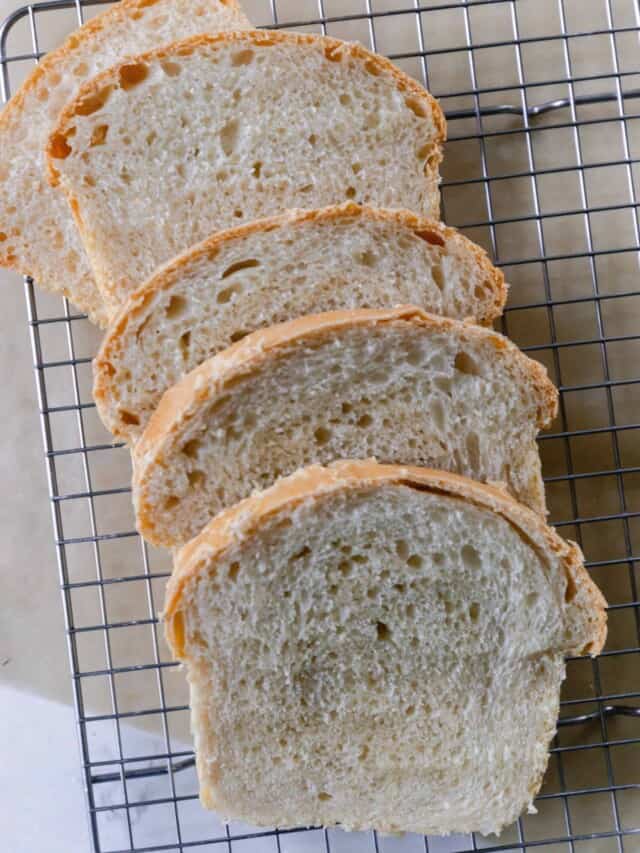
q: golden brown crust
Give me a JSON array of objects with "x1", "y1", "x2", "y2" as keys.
[
  {"x1": 164, "y1": 460, "x2": 606, "y2": 659},
  {"x1": 133, "y1": 305, "x2": 557, "y2": 468},
  {"x1": 46, "y1": 29, "x2": 446, "y2": 186}
]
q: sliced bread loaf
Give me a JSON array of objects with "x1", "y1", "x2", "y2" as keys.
[
  {"x1": 133, "y1": 306, "x2": 557, "y2": 547},
  {"x1": 46, "y1": 31, "x2": 446, "y2": 317},
  {"x1": 0, "y1": 0, "x2": 251, "y2": 326},
  {"x1": 164, "y1": 460, "x2": 607, "y2": 835},
  {"x1": 95, "y1": 204, "x2": 506, "y2": 443}
]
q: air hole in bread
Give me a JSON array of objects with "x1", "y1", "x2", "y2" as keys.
[
  {"x1": 165, "y1": 295, "x2": 187, "y2": 320},
  {"x1": 161, "y1": 61, "x2": 182, "y2": 77},
  {"x1": 0, "y1": 232, "x2": 6, "y2": 242},
  {"x1": 432, "y1": 265, "x2": 445, "y2": 290},
  {"x1": 564, "y1": 574, "x2": 577, "y2": 603},
  {"x1": 416, "y1": 228, "x2": 445, "y2": 247},
  {"x1": 359, "y1": 744, "x2": 369, "y2": 761},
  {"x1": 228, "y1": 562, "x2": 240, "y2": 582},
  {"x1": 396, "y1": 539, "x2": 409, "y2": 560},
  {"x1": 291, "y1": 545, "x2": 311, "y2": 561},
  {"x1": 216, "y1": 283, "x2": 241, "y2": 305},
  {"x1": 220, "y1": 118, "x2": 239, "y2": 156},
  {"x1": 405, "y1": 704, "x2": 416, "y2": 716},
  {"x1": 466, "y1": 431, "x2": 480, "y2": 470},
  {"x1": 454, "y1": 351, "x2": 481, "y2": 377},
  {"x1": 230, "y1": 329, "x2": 249, "y2": 343},
  {"x1": 119, "y1": 409, "x2": 140, "y2": 426},
  {"x1": 461, "y1": 544, "x2": 481, "y2": 571},
  {"x1": 187, "y1": 470, "x2": 205, "y2": 488},
  {"x1": 251, "y1": 161, "x2": 262, "y2": 178},
  {"x1": 234, "y1": 209, "x2": 244, "y2": 218},
  {"x1": 407, "y1": 554, "x2": 423, "y2": 570},
  {"x1": 119, "y1": 63, "x2": 149, "y2": 90},
  {"x1": 526, "y1": 592, "x2": 539, "y2": 607},
  {"x1": 146, "y1": 130, "x2": 157, "y2": 146},
  {"x1": 357, "y1": 413, "x2": 372, "y2": 428},
  {"x1": 339, "y1": 93, "x2": 352, "y2": 107},
  {"x1": 431, "y1": 398, "x2": 445, "y2": 432},
  {"x1": 338, "y1": 560, "x2": 351, "y2": 576},
  {"x1": 324, "y1": 44, "x2": 343, "y2": 62},
  {"x1": 394, "y1": 582, "x2": 406, "y2": 593},
  {"x1": 164, "y1": 495, "x2": 180, "y2": 510},
  {"x1": 221, "y1": 258, "x2": 260, "y2": 279},
  {"x1": 376, "y1": 621, "x2": 391, "y2": 642},
  {"x1": 179, "y1": 330, "x2": 191, "y2": 360},
  {"x1": 405, "y1": 345, "x2": 424, "y2": 367},
  {"x1": 49, "y1": 131, "x2": 74, "y2": 159},
  {"x1": 364, "y1": 59, "x2": 382, "y2": 76},
  {"x1": 341, "y1": 401, "x2": 353, "y2": 414},
  {"x1": 232, "y1": 49, "x2": 254, "y2": 66},
  {"x1": 367, "y1": 587, "x2": 378, "y2": 599},
  {"x1": 474, "y1": 284, "x2": 487, "y2": 299},
  {"x1": 314, "y1": 426, "x2": 332, "y2": 445},
  {"x1": 406, "y1": 603, "x2": 415, "y2": 619},
  {"x1": 405, "y1": 95, "x2": 429, "y2": 117},
  {"x1": 352, "y1": 554, "x2": 368, "y2": 564},
  {"x1": 469, "y1": 602, "x2": 480, "y2": 622},
  {"x1": 74, "y1": 85, "x2": 112, "y2": 117},
  {"x1": 181, "y1": 439, "x2": 201, "y2": 459}
]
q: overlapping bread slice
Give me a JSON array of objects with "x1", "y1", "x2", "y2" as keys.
[
  {"x1": 95, "y1": 204, "x2": 506, "y2": 443},
  {"x1": 0, "y1": 0, "x2": 251, "y2": 326},
  {"x1": 133, "y1": 306, "x2": 557, "y2": 547},
  {"x1": 46, "y1": 31, "x2": 446, "y2": 318},
  {"x1": 164, "y1": 460, "x2": 606, "y2": 835}
]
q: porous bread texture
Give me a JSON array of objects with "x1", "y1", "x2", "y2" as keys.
[
  {"x1": 0, "y1": 0, "x2": 251, "y2": 326},
  {"x1": 47, "y1": 31, "x2": 446, "y2": 317},
  {"x1": 164, "y1": 462, "x2": 607, "y2": 835},
  {"x1": 94, "y1": 204, "x2": 506, "y2": 442},
  {"x1": 133, "y1": 306, "x2": 558, "y2": 548}
]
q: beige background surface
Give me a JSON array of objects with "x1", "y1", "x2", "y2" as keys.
[{"x1": 0, "y1": 0, "x2": 639, "y2": 848}]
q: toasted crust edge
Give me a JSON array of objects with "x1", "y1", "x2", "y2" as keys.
[
  {"x1": 132, "y1": 305, "x2": 557, "y2": 468},
  {"x1": 164, "y1": 461, "x2": 607, "y2": 660},
  {"x1": 45, "y1": 29, "x2": 446, "y2": 189},
  {"x1": 94, "y1": 203, "x2": 507, "y2": 439}
]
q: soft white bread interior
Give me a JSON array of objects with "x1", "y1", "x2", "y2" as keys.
[
  {"x1": 164, "y1": 461, "x2": 607, "y2": 835},
  {"x1": 0, "y1": 0, "x2": 251, "y2": 325},
  {"x1": 133, "y1": 306, "x2": 557, "y2": 548},
  {"x1": 94, "y1": 204, "x2": 506, "y2": 442},
  {"x1": 47, "y1": 30, "x2": 446, "y2": 316}
]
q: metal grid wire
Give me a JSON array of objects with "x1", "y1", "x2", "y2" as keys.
[{"x1": 1, "y1": 0, "x2": 640, "y2": 850}]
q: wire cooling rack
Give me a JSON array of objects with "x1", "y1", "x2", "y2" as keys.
[{"x1": 1, "y1": 0, "x2": 640, "y2": 851}]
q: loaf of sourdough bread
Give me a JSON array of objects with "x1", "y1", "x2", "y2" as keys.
[
  {"x1": 94, "y1": 203, "x2": 506, "y2": 442},
  {"x1": 164, "y1": 461, "x2": 606, "y2": 835},
  {"x1": 47, "y1": 31, "x2": 446, "y2": 316},
  {"x1": 133, "y1": 306, "x2": 557, "y2": 547},
  {"x1": 0, "y1": 0, "x2": 250, "y2": 325}
]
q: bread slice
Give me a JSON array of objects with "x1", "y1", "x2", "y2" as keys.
[
  {"x1": 95, "y1": 204, "x2": 506, "y2": 443},
  {"x1": 0, "y1": 0, "x2": 251, "y2": 326},
  {"x1": 164, "y1": 460, "x2": 607, "y2": 835},
  {"x1": 46, "y1": 31, "x2": 446, "y2": 317},
  {"x1": 133, "y1": 306, "x2": 557, "y2": 547}
]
